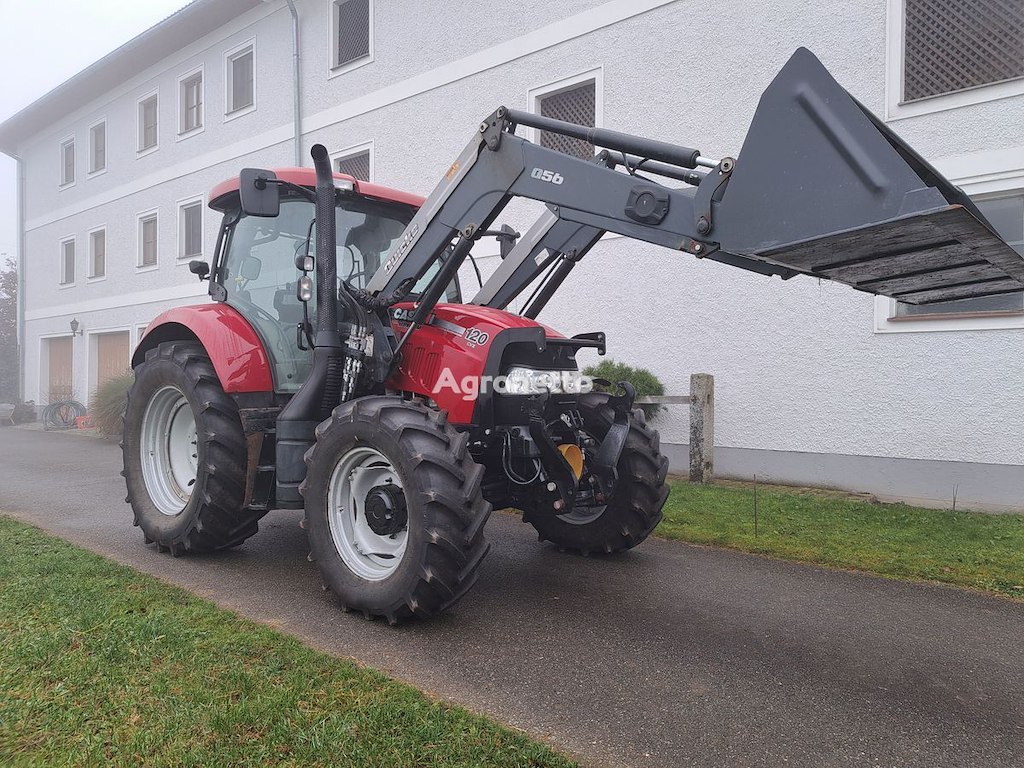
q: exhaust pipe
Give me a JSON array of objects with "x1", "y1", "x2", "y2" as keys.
[{"x1": 276, "y1": 144, "x2": 344, "y2": 508}]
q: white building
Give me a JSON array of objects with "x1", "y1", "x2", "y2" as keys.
[{"x1": 1, "y1": 0, "x2": 1022, "y2": 510}]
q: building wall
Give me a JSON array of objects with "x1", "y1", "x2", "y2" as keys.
[
  {"x1": 19, "y1": 1, "x2": 294, "y2": 403},
  {"x1": 11, "y1": 0, "x2": 1024, "y2": 508}
]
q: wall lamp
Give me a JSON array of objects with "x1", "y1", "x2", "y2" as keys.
[{"x1": 70, "y1": 318, "x2": 84, "y2": 336}]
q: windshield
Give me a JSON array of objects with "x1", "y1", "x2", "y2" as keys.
[{"x1": 220, "y1": 196, "x2": 415, "y2": 391}]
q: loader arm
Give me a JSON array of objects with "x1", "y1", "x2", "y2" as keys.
[
  {"x1": 470, "y1": 207, "x2": 605, "y2": 316},
  {"x1": 471, "y1": 151, "x2": 721, "y2": 316},
  {"x1": 367, "y1": 47, "x2": 1024, "y2": 339}
]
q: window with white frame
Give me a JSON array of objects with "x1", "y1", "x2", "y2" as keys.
[
  {"x1": 902, "y1": 0, "x2": 1024, "y2": 103},
  {"x1": 138, "y1": 93, "x2": 158, "y2": 152},
  {"x1": 89, "y1": 122, "x2": 105, "y2": 173},
  {"x1": 534, "y1": 77, "x2": 598, "y2": 160},
  {"x1": 893, "y1": 193, "x2": 1024, "y2": 318},
  {"x1": 60, "y1": 238, "x2": 75, "y2": 285},
  {"x1": 59, "y1": 138, "x2": 75, "y2": 186},
  {"x1": 226, "y1": 44, "x2": 255, "y2": 114},
  {"x1": 89, "y1": 229, "x2": 105, "y2": 279},
  {"x1": 179, "y1": 200, "x2": 203, "y2": 260},
  {"x1": 334, "y1": 149, "x2": 371, "y2": 181},
  {"x1": 331, "y1": 0, "x2": 371, "y2": 69},
  {"x1": 139, "y1": 213, "x2": 159, "y2": 267},
  {"x1": 179, "y1": 70, "x2": 203, "y2": 134}
]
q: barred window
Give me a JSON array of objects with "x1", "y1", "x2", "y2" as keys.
[
  {"x1": 536, "y1": 80, "x2": 596, "y2": 161},
  {"x1": 334, "y1": 150, "x2": 371, "y2": 181},
  {"x1": 903, "y1": 0, "x2": 1024, "y2": 102},
  {"x1": 333, "y1": 0, "x2": 371, "y2": 69}
]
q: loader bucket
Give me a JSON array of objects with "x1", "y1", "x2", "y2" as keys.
[{"x1": 715, "y1": 48, "x2": 1024, "y2": 304}]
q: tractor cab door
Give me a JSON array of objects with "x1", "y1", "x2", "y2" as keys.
[{"x1": 219, "y1": 195, "x2": 417, "y2": 392}]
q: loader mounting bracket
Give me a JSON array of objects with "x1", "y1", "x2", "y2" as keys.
[{"x1": 481, "y1": 107, "x2": 509, "y2": 152}]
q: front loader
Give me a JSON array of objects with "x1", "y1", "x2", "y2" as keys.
[{"x1": 122, "y1": 48, "x2": 1024, "y2": 622}]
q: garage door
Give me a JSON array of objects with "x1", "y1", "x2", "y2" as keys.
[
  {"x1": 47, "y1": 336, "x2": 73, "y2": 403},
  {"x1": 95, "y1": 331, "x2": 130, "y2": 389}
]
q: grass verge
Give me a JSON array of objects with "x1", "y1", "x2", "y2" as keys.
[
  {"x1": 658, "y1": 479, "x2": 1024, "y2": 598},
  {"x1": 0, "y1": 516, "x2": 574, "y2": 768}
]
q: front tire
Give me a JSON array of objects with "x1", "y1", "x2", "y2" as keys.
[
  {"x1": 301, "y1": 396, "x2": 491, "y2": 623},
  {"x1": 122, "y1": 341, "x2": 260, "y2": 554},
  {"x1": 526, "y1": 394, "x2": 669, "y2": 555}
]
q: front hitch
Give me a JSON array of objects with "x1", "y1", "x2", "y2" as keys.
[
  {"x1": 526, "y1": 380, "x2": 636, "y2": 517},
  {"x1": 527, "y1": 400, "x2": 578, "y2": 515}
]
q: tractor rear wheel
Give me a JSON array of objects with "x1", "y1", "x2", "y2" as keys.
[
  {"x1": 122, "y1": 341, "x2": 260, "y2": 554},
  {"x1": 527, "y1": 393, "x2": 669, "y2": 555},
  {"x1": 301, "y1": 396, "x2": 491, "y2": 623}
]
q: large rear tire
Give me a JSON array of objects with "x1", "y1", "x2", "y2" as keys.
[
  {"x1": 526, "y1": 394, "x2": 669, "y2": 555},
  {"x1": 301, "y1": 396, "x2": 491, "y2": 623},
  {"x1": 122, "y1": 341, "x2": 260, "y2": 554}
]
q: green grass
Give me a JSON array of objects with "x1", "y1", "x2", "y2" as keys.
[
  {"x1": 0, "y1": 516, "x2": 574, "y2": 768},
  {"x1": 658, "y1": 479, "x2": 1024, "y2": 598}
]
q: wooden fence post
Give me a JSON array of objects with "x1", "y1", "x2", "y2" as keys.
[{"x1": 689, "y1": 373, "x2": 714, "y2": 483}]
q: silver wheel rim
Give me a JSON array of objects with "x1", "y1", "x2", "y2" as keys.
[
  {"x1": 558, "y1": 503, "x2": 606, "y2": 525},
  {"x1": 327, "y1": 445, "x2": 409, "y2": 581},
  {"x1": 140, "y1": 386, "x2": 198, "y2": 517}
]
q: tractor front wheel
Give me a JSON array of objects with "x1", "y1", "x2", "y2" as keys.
[
  {"x1": 301, "y1": 396, "x2": 491, "y2": 623},
  {"x1": 527, "y1": 393, "x2": 669, "y2": 555},
  {"x1": 122, "y1": 341, "x2": 259, "y2": 554}
]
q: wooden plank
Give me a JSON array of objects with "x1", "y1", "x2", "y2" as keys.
[
  {"x1": 867, "y1": 263, "x2": 1007, "y2": 296},
  {"x1": 898, "y1": 278, "x2": 1024, "y2": 305},
  {"x1": 757, "y1": 206, "x2": 1024, "y2": 299},
  {"x1": 688, "y1": 373, "x2": 714, "y2": 484},
  {"x1": 818, "y1": 244, "x2": 976, "y2": 283},
  {"x1": 761, "y1": 209, "x2": 964, "y2": 270},
  {"x1": 634, "y1": 395, "x2": 691, "y2": 404}
]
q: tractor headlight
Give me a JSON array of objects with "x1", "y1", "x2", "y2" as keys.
[{"x1": 502, "y1": 367, "x2": 586, "y2": 395}]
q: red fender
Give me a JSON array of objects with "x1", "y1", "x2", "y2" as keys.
[{"x1": 132, "y1": 304, "x2": 274, "y2": 393}]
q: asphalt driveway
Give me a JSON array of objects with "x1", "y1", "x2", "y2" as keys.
[{"x1": 1, "y1": 427, "x2": 1022, "y2": 767}]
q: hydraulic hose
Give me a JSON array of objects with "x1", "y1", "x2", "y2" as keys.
[{"x1": 345, "y1": 277, "x2": 418, "y2": 313}]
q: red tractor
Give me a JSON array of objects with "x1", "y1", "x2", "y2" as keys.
[{"x1": 122, "y1": 49, "x2": 1024, "y2": 622}]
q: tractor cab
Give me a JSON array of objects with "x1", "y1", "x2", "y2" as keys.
[{"x1": 205, "y1": 169, "x2": 446, "y2": 392}]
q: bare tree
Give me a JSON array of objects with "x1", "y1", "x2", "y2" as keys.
[{"x1": 0, "y1": 258, "x2": 18, "y2": 401}]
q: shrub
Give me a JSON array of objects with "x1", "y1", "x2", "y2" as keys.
[
  {"x1": 582, "y1": 359, "x2": 666, "y2": 420},
  {"x1": 90, "y1": 372, "x2": 133, "y2": 438}
]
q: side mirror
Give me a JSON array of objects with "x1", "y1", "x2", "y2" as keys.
[
  {"x1": 239, "y1": 168, "x2": 280, "y2": 217},
  {"x1": 188, "y1": 260, "x2": 210, "y2": 280}
]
